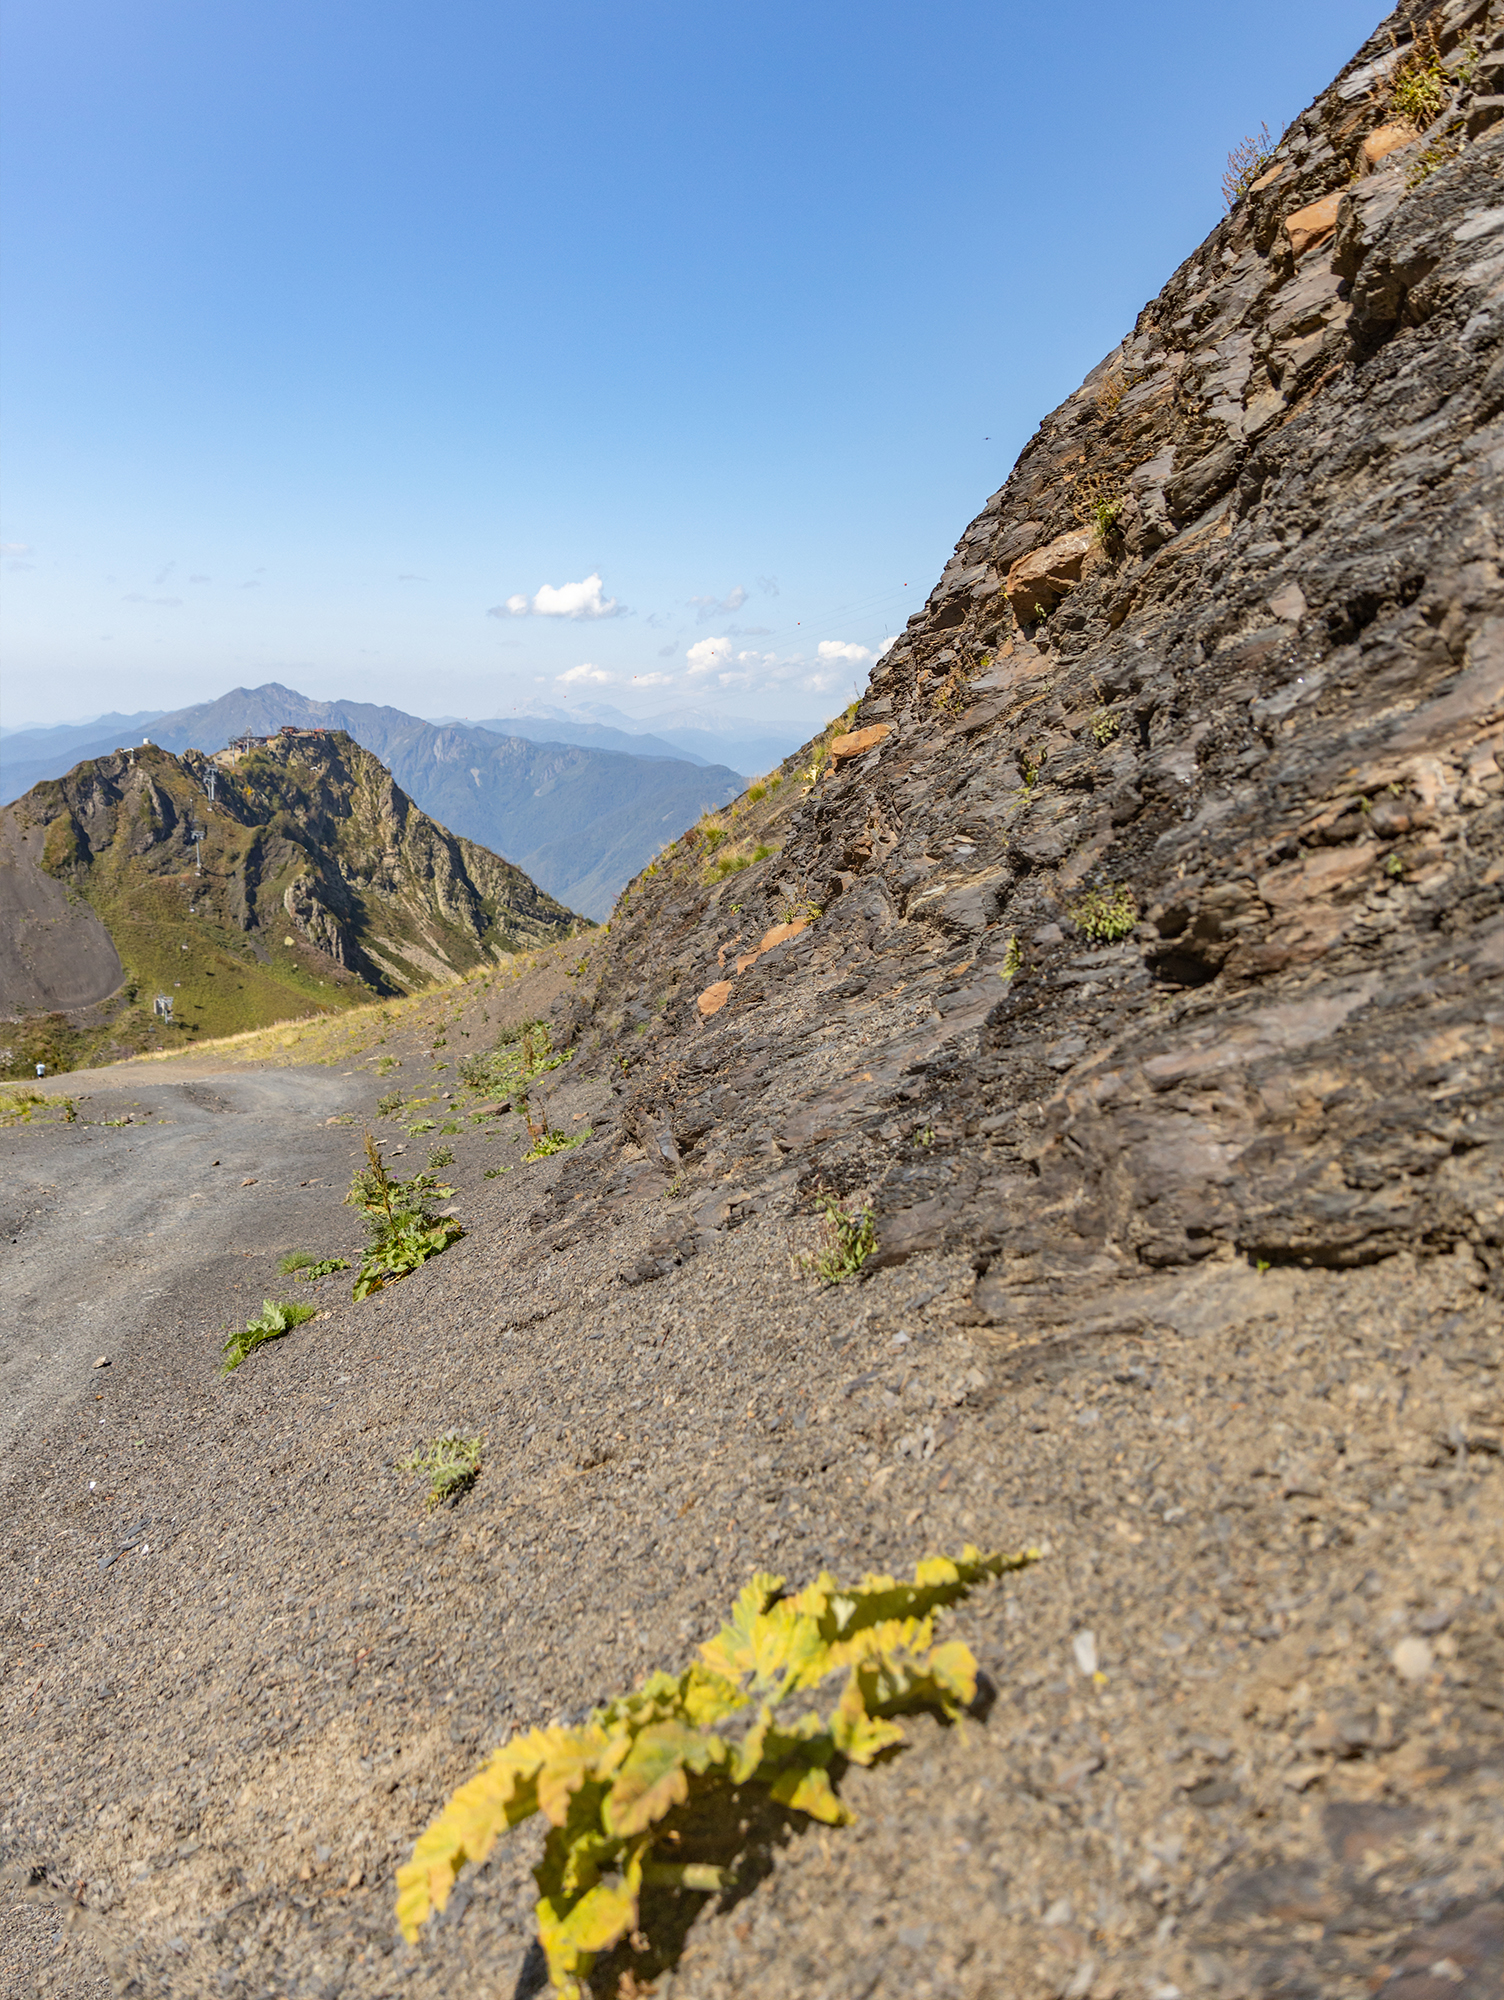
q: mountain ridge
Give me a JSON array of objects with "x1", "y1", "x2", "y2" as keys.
[
  {"x1": 0, "y1": 728, "x2": 585, "y2": 1072},
  {"x1": 0, "y1": 685, "x2": 745, "y2": 918}
]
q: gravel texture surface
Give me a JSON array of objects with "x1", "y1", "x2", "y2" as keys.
[{"x1": 5, "y1": 5, "x2": 1504, "y2": 1996}]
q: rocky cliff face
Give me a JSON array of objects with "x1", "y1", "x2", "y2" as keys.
[
  {"x1": 0, "y1": 731, "x2": 586, "y2": 1064},
  {"x1": 550, "y1": 0, "x2": 1503, "y2": 1307}
]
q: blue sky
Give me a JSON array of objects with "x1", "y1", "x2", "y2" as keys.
[{"x1": 1, "y1": 0, "x2": 1382, "y2": 734}]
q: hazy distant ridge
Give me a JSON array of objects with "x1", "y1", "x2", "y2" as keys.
[{"x1": 0, "y1": 686, "x2": 762, "y2": 918}]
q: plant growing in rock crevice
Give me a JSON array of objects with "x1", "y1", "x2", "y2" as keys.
[
  {"x1": 1068, "y1": 884, "x2": 1138, "y2": 943},
  {"x1": 797, "y1": 1191, "x2": 877, "y2": 1283},
  {"x1": 1071, "y1": 474, "x2": 1125, "y2": 550},
  {"x1": 396, "y1": 1549, "x2": 1036, "y2": 1998},
  {"x1": 1222, "y1": 122, "x2": 1276, "y2": 207}
]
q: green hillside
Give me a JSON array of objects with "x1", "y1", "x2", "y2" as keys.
[{"x1": 0, "y1": 731, "x2": 587, "y2": 1074}]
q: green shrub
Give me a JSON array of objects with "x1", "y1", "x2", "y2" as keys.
[
  {"x1": 377, "y1": 1092, "x2": 405, "y2": 1117},
  {"x1": 221, "y1": 1299, "x2": 317, "y2": 1373},
  {"x1": 397, "y1": 1548, "x2": 1037, "y2": 1997},
  {"x1": 1068, "y1": 884, "x2": 1137, "y2": 943},
  {"x1": 346, "y1": 1133, "x2": 464, "y2": 1300},
  {"x1": 277, "y1": 1250, "x2": 317, "y2": 1274}
]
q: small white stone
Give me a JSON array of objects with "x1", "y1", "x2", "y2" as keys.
[
  {"x1": 1073, "y1": 1630, "x2": 1098, "y2": 1677},
  {"x1": 1392, "y1": 1635, "x2": 1434, "y2": 1683}
]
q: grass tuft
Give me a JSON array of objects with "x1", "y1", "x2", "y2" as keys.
[
  {"x1": 1068, "y1": 884, "x2": 1137, "y2": 943},
  {"x1": 798, "y1": 1192, "x2": 877, "y2": 1283}
]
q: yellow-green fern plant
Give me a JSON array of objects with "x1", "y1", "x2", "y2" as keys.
[{"x1": 397, "y1": 1547, "x2": 1036, "y2": 1996}]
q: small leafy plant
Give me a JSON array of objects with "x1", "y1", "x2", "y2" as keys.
[
  {"x1": 1071, "y1": 473, "x2": 1124, "y2": 548},
  {"x1": 1405, "y1": 134, "x2": 1460, "y2": 188},
  {"x1": 277, "y1": 1250, "x2": 317, "y2": 1274},
  {"x1": 346, "y1": 1132, "x2": 464, "y2": 1300},
  {"x1": 399, "y1": 1432, "x2": 484, "y2": 1509},
  {"x1": 297, "y1": 1256, "x2": 351, "y2": 1282},
  {"x1": 798, "y1": 1192, "x2": 877, "y2": 1284},
  {"x1": 524, "y1": 1126, "x2": 589, "y2": 1161},
  {"x1": 221, "y1": 1298, "x2": 317, "y2": 1373},
  {"x1": 397, "y1": 1548, "x2": 1036, "y2": 1997},
  {"x1": 427, "y1": 1144, "x2": 455, "y2": 1169},
  {"x1": 1388, "y1": 21, "x2": 1470, "y2": 130},
  {"x1": 377, "y1": 1091, "x2": 405, "y2": 1117},
  {"x1": 1068, "y1": 884, "x2": 1137, "y2": 943},
  {"x1": 1091, "y1": 708, "x2": 1120, "y2": 747}
]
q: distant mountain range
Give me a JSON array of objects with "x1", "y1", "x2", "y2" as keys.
[
  {"x1": 0, "y1": 686, "x2": 780, "y2": 918},
  {"x1": 0, "y1": 730, "x2": 584, "y2": 1074},
  {"x1": 462, "y1": 703, "x2": 807, "y2": 779}
]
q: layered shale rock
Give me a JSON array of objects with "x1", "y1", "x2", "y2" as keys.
[{"x1": 550, "y1": 0, "x2": 1503, "y2": 1318}]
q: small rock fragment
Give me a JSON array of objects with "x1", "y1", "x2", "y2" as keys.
[
  {"x1": 1392, "y1": 1635, "x2": 1435, "y2": 1683},
  {"x1": 93, "y1": 1356, "x2": 110, "y2": 1368}
]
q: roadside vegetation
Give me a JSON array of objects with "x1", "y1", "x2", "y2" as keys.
[
  {"x1": 220, "y1": 1298, "x2": 317, "y2": 1372},
  {"x1": 397, "y1": 1548, "x2": 1036, "y2": 1996},
  {"x1": 346, "y1": 1133, "x2": 464, "y2": 1299}
]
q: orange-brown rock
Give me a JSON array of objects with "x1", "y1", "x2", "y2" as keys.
[
  {"x1": 696, "y1": 978, "x2": 733, "y2": 1018},
  {"x1": 828, "y1": 723, "x2": 892, "y2": 763},
  {"x1": 1360, "y1": 122, "x2": 1416, "y2": 172},
  {"x1": 1003, "y1": 527, "x2": 1095, "y2": 621},
  {"x1": 1283, "y1": 191, "x2": 1342, "y2": 260},
  {"x1": 736, "y1": 917, "x2": 810, "y2": 975}
]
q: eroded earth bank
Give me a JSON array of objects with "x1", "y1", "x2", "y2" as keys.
[{"x1": 4, "y1": 3, "x2": 1504, "y2": 1995}]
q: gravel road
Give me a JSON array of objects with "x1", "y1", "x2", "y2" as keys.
[{"x1": 2, "y1": 1062, "x2": 373, "y2": 1453}]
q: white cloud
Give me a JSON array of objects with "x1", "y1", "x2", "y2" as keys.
[
  {"x1": 686, "y1": 636, "x2": 736, "y2": 676},
  {"x1": 491, "y1": 572, "x2": 624, "y2": 620},
  {"x1": 755, "y1": 574, "x2": 779, "y2": 596},
  {"x1": 817, "y1": 639, "x2": 873, "y2": 664},
  {"x1": 876, "y1": 634, "x2": 898, "y2": 657},
  {"x1": 631, "y1": 671, "x2": 674, "y2": 687},
  {"x1": 557, "y1": 663, "x2": 613, "y2": 684},
  {"x1": 688, "y1": 585, "x2": 748, "y2": 624}
]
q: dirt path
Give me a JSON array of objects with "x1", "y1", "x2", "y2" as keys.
[{"x1": 2, "y1": 1064, "x2": 374, "y2": 1454}]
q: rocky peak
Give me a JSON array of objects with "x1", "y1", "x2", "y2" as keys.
[{"x1": 0, "y1": 730, "x2": 587, "y2": 1062}]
